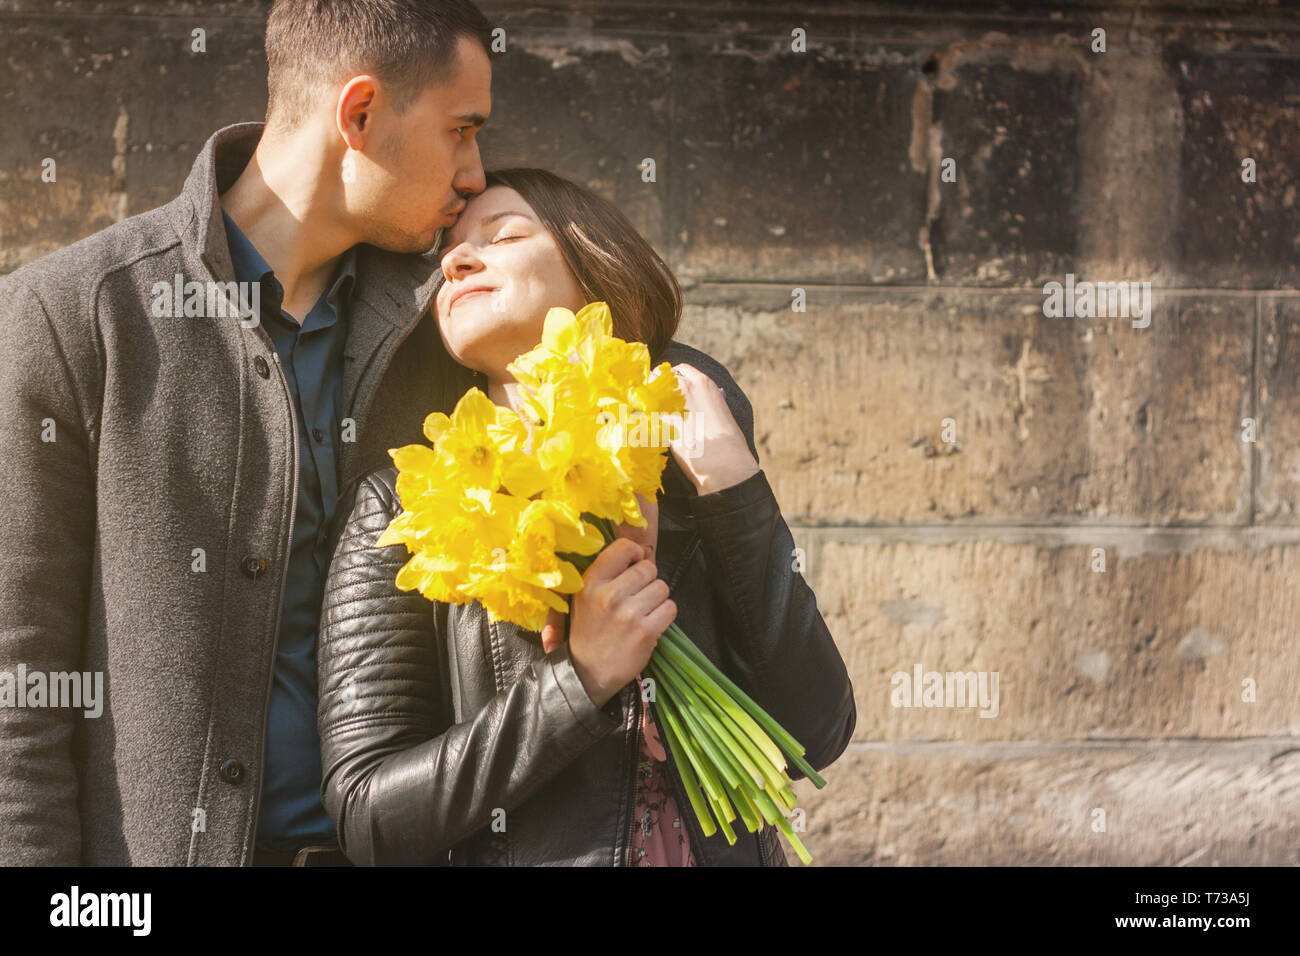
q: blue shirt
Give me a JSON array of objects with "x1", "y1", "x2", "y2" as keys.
[{"x1": 222, "y1": 209, "x2": 357, "y2": 851}]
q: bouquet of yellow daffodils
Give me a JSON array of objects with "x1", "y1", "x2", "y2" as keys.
[{"x1": 376, "y1": 301, "x2": 825, "y2": 863}]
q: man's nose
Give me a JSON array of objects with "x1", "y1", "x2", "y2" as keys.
[{"x1": 455, "y1": 142, "x2": 487, "y2": 197}]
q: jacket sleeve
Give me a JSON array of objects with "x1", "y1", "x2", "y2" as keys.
[
  {"x1": 0, "y1": 278, "x2": 96, "y2": 865},
  {"x1": 683, "y1": 378, "x2": 856, "y2": 779},
  {"x1": 317, "y1": 471, "x2": 626, "y2": 866}
]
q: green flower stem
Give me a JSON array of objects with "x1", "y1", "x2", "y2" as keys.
[
  {"x1": 774, "y1": 783, "x2": 799, "y2": 812},
  {"x1": 749, "y1": 787, "x2": 812, "y2": 864},
  {"x1": 773, "y1": 811, "x2": 813, "y2": 866},
  {"x1": 653, "y1": 655, "x2": 764, "y2": 791},
  {"x1": 712, "y1": 794, "x2": 739, "y2": 846},
  {"x1": 666, "y1": 651, "x2": 789, "y2": 795},
  {"x1": 653, "y1": 697, "x2": 717, "y2": 839},
  {"x1": 728, "y1": 780, "x2": 764, "y2": 833},
  {"x1": 659, "y1": 637, "x2": 788, "y2": 776},
  {"x1": 750, "y1": 784, "x2": 787, "y2": 826},
  {"x1": 727, "y1": 782, "x2": 761, "y2": 833},
  {"x1": 654, "y1": 663, "x2": 744, "y2": 792},
  {"x1": 589, "y1": 514, "x2": 822, "y2": 785},
  {"x1": 660, "y1": 624, "x2": 827, "y2": 788},
  {"x1": 697, "y1": 688, "x2": 791, "y2": 798},
  {"x1": 659, "y1": 679, "x2": 739, "y2": 832},
  {"x1": 655, "y1": 655, "x2": 763, "y2": 794},
  {"x1": 659, "y1": 623, "x2": 799, "y2": 755},
  {"x1": 651, "y1": 676, "x2": 727, "y2": 810},
  {"x1": 658, "y1": 687, "x2": 740, "y2": 843},
  {"x1": 660, "y1": 654, "x2": 811, "y2": 862}
]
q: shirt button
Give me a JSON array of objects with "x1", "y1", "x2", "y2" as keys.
[
  {"x1": 219, "y1": 758, "x2": 245, "y2": 784},
  {"x1": 312, "y1": 427, "x2": 324, "y2": 443},
  {"x1": 241, "y1": 554, "x2": 266, "y2": 579},
  {"x1": 254, "y1": 355, "x2": 270, "y2": 378}
]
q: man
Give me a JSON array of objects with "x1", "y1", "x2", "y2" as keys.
[{"x1": 0, "y1": 0, "x2": 497, "y2": 865}]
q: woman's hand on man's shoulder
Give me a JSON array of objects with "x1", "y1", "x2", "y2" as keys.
[{"x1": 665, "y1": 363, "x2": 760, "y2": 496}]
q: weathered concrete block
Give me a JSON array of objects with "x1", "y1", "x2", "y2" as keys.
[
  {"x1": 680, "y1": 286, "x2": 1252, "y2": 524},
  {"x1": 0, "y1": 10, "x2": 269, "y2": 270},
  {"x1": 477, "y1": 35, "x2": 674, "y2": 254},
  {"x1": 787, "y1": 741, "x2": 1300, "y2": 865},
  {"x1": 1255, "y1": 297, "x2": 1300, "y2": 522},
  {"x1": 926, "y1": 46, "x2": 1085, "y2": 286},
  {"x1": 1075, "y1": 52, "x2": 1183, "y2": 285},
  {"x1": 670, "y1": 36, "x2": 926, "y2": 284},
  {"x1": 796, "y1": 533, "x2": 1300, "y2": 742},
  {"x1": 1172, "y1": 51, "x2": 1300, "y2": 289}
]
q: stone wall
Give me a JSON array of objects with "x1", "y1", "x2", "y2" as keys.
[{"x1": 2, "y1": 0, "x2": 1298, "y2": 864}]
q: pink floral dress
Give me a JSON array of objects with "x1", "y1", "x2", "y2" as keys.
[{"x1": 628, "y1": 674, "x2": 696, "y2": 866}]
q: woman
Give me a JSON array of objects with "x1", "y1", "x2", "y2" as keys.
[{"x1": 316, "y1": 168, "x2": 855, "y2": 866}]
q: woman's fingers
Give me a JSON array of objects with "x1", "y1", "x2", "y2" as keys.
[
  {"x1": 567, "y1": 542, "x2": 675, "y2": 707},
  {"x1": 582, "y1": 536, "x2": 646, "y2": 586},
  {"x1": 666, "y1": 363, "x2": 759, "y2": 494},
  {"x1": 540, "y1": 606, "x2": 568, "y2": 653},
  {"x1": 620, "y1": 575, "x2": 672, "y2": 621},
  {"x1": 641, "y1": 597, "x2": 678, "y2": 637},
  {"x1": 671, "y1": 363, "x2": 724, "y2": 399},
  {"x1": 613, "y1": 494, "x2": 658, "y2": 561},
  {"x1": 604, "y1": 556, "x2": 661, "y2": 607}
]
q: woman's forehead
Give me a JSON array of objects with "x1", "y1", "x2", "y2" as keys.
[{"x1": 442, "y1": 186, "x2": 529, "y2": 246}]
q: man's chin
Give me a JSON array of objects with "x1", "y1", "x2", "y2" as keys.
[{"x1": 364, "y1": 226, "x2": 442, "y2": 256}]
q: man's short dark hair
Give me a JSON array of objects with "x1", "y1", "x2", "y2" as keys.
[{"x1": 264, "y1": 0, "x2": 499, "y2": 132}]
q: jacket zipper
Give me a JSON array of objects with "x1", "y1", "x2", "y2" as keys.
[
  {"x1": 649, "y1": 695, "x2": 716, "y2": 866},
  {"x1": 247, "y1": 344, "x2": 299, "y2": 861},
  {"x1": 621, "y1": 684, "x2": 641, "y2": 866},
  {"x1": 622, "y1": 526, "x2": 713, "y2": 866},
  {"x1": 641, "y1": 528, "x2": 713, "y2": 867}
]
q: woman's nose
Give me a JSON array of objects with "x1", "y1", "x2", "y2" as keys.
[{"x1": 441, "y1": 244, "x2": 484, "y2": 283}]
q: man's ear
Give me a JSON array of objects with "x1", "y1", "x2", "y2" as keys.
[{"x1": 336, "y1": 75, "x2": 380, "y2": 148}]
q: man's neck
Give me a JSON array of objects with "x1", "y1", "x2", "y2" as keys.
[{"x1": 219, "y1": 124, "x2": 354, "y2": 321}]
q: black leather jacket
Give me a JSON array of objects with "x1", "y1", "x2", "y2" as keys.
[{"x1": 316, "y1": 343, "x2": 856, "y2": 865}]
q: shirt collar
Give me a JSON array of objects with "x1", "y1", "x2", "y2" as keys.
[{"x1": 221, "y1": 208, "x2": 358, "y2": 309}]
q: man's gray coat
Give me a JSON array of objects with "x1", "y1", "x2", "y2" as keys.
[{"x1": 0, "y1": 122, "x2": 468, "y2": 864}]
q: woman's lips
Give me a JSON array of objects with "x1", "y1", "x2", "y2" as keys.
[{"x1": 450, "y1": 288, "x2": 493, "y2": 310}]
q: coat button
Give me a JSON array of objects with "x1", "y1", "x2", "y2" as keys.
[
  {"x1": 254, "y1": 355, "x2": 270, "y2": 378},
  {"x1": 312, "y1": 427, "x2": 324, "y2": 443},
  {"x1": 242, "y1": 554, "x2": 266, "y2": 578},
  {"x1": 219, "y1": 758, "x2": 244, "y2": 784}
]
